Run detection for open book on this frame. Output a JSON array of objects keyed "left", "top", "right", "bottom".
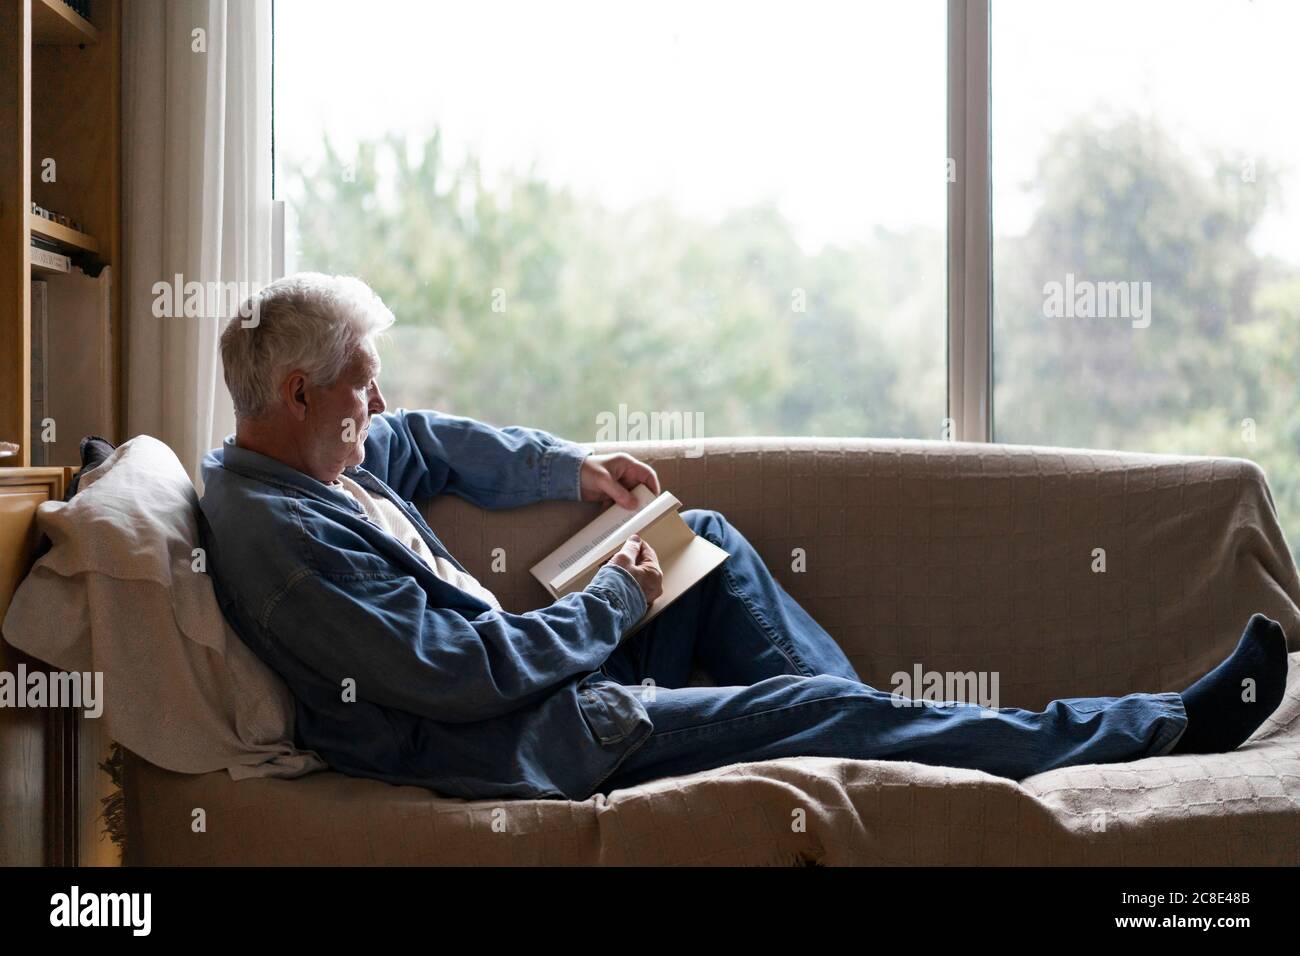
[{"left": 530, "top": 483, "right": 730, "bottom": 635}]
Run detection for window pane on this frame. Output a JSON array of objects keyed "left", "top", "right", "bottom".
[
  {"left": 273, "top": 0, "right": 946, "bottom": 442},
  {"left": 992, "top": 0, "right": 1300, "bottom": 555}
]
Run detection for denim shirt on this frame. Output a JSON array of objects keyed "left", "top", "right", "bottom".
[{"left": 198, "top": 408, "right": 653, "bottom": 801}]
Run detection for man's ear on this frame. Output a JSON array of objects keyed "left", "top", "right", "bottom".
[{"left": 282, "top": 370, "right": 310, "bottom": 421}]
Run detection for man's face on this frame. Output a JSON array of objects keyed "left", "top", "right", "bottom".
[{"left": 306, "top": 342, "right": 386, "bottom": 479}]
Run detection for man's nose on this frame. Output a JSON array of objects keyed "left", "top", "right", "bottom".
[{"left": 369, "top": 383, "right": 386, "bottom": 416}]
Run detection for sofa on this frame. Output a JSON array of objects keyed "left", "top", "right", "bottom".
[{"left": 122, "top": 436, "right": 1300, "bottom": 865}]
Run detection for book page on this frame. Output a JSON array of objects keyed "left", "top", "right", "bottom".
[
  {"left": 543, "top": 508, "right": 729, "bottom": 631},
  {"left": 623, "top": 515, "right": 730, "bottom": 637},
  {"left": 528, "top": 487, "right": 731, "bottom": 634},
  {"left": 531, "top": 484, "right": 680, "bottom": 594},
  {"left": 550, "top": 508, "right": 688, "bottom": 595}
]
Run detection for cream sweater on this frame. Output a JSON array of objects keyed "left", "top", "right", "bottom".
[{"left": 331, "top": 472, "right": 503, "bottom": 611}]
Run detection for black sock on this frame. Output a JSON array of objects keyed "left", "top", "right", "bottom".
[{"left": 1171, "top": 613, "right": 1289, "bottom": 755}]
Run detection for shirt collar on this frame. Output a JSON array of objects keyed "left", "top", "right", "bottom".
[{"left": 209, "top": 433, "right": 366, "bottom": 505}]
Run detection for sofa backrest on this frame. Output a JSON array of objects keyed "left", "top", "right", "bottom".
[{"left": 421, "top": 437, "right": 1300, "bottom": 708}]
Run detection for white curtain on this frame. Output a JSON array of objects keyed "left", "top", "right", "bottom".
[{"left": 122, "top": 0, "right": 274, "bottom": 490}]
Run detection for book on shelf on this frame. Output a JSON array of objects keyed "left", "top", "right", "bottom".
[
  {"left": 41, "top": 265, "right": 114, "bottom": 467},
  {"left": 30, "top": 243, "right": 70, "bottom": 274},
  {"left": 30, "top": 281, "right": 48, "bottom": 466},
  {"left": 530, "top": 483, "right": 730, "bottom": 636},
  {"left": 30, "top": 235, "right": 64, "bottom": 254}
]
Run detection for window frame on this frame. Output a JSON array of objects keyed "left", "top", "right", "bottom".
[{"left": 947, "top": 0, "right": 992, "bottom": 443}]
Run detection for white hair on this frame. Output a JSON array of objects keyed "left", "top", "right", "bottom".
[{"left": 220, "top": 272, "right": 395, "bottom": 420}]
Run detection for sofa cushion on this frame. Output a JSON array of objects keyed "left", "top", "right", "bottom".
[{"left": 121, "top": 652, "right": 1300, "bottom": 866}]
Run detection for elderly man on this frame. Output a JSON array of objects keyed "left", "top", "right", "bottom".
[{"left": 200, "top": 272, "right": 1289, "bottom": 801}]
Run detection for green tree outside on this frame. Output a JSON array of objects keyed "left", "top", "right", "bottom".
[{"left": 284, "top": 117, "right": 1300, "bottom": 556}]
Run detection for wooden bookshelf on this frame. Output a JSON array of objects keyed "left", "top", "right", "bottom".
[
  {"left": 0, "top": 1, "right": 123, "bottom": 870},
  {"left": 0, "top": 0, "right": 120, "bottom": 470},
  {"left": 31, "top": 0, "right": 100, "bottom": 46}
]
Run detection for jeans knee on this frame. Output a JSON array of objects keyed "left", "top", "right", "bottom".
[
  {"left": 681, "top": 508, "right": 729, "bottom": 544},
  {"left": 804, "top": 673, "right": 866, "bottom": 697},
  {"left": 756, "top": 673, "right": 870, "bottom": 710}
]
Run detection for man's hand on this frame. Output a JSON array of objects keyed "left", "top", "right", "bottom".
[
  {"left": 580, "top": 452, "right": 661, "bottom": 510},
  {"left": 606, "top": 534, "right": 664, "bottom": 607}
]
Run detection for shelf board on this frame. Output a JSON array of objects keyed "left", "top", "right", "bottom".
[
  {"left": 32, "top": 0, "right": 99, "bottom": 46},
  {"left": 29, "top": 214, "right": 99, "bottom": 254}
]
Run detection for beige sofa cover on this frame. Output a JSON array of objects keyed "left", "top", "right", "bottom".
[{"left": 123, "top": 438, "right": 1300, "bottom": 865}]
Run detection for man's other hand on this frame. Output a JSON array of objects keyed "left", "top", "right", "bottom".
[
  {"left": 606, "top": 534, "right": 664, "bottom": 607},
  {"left": 580, "top": 452, "right": 661, "bottom": 510}
]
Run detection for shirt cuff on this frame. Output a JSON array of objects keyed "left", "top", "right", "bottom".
[
  {"left": 539, "top": 437, "right": 591, "bottom": 501},
  {"left": 585, "top": 563, "right": 649, "bottom": 627}
]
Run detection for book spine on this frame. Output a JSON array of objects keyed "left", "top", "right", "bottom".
[{"left": 31, "top": 245, "right": 71, "bottom": 273}]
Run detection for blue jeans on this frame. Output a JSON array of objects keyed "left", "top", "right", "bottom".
[{"left": 595, "top": 509, "right": 1188, "bottom": 794}]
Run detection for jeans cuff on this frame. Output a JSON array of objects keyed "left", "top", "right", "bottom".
[{"left": 1150, "top": 691, "right": 1189, "bottom": 757}]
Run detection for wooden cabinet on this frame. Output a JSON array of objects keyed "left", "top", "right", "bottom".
[
  {"left": 0, "top": 468, "right": 66, "bottom": 865},
  {"left": 0, "top": 466, "right": 119, "bottom": 866}
]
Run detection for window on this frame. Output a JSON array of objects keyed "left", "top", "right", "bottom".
[
  {"left": 273, "top": 0, "right": 947, "bottom": 443},
  {"left": 992, "top": 0, "right": 1300, "bottom": 552},
  {"left": 274, "top": 0, "right": 1300, "bottom": 555}
]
